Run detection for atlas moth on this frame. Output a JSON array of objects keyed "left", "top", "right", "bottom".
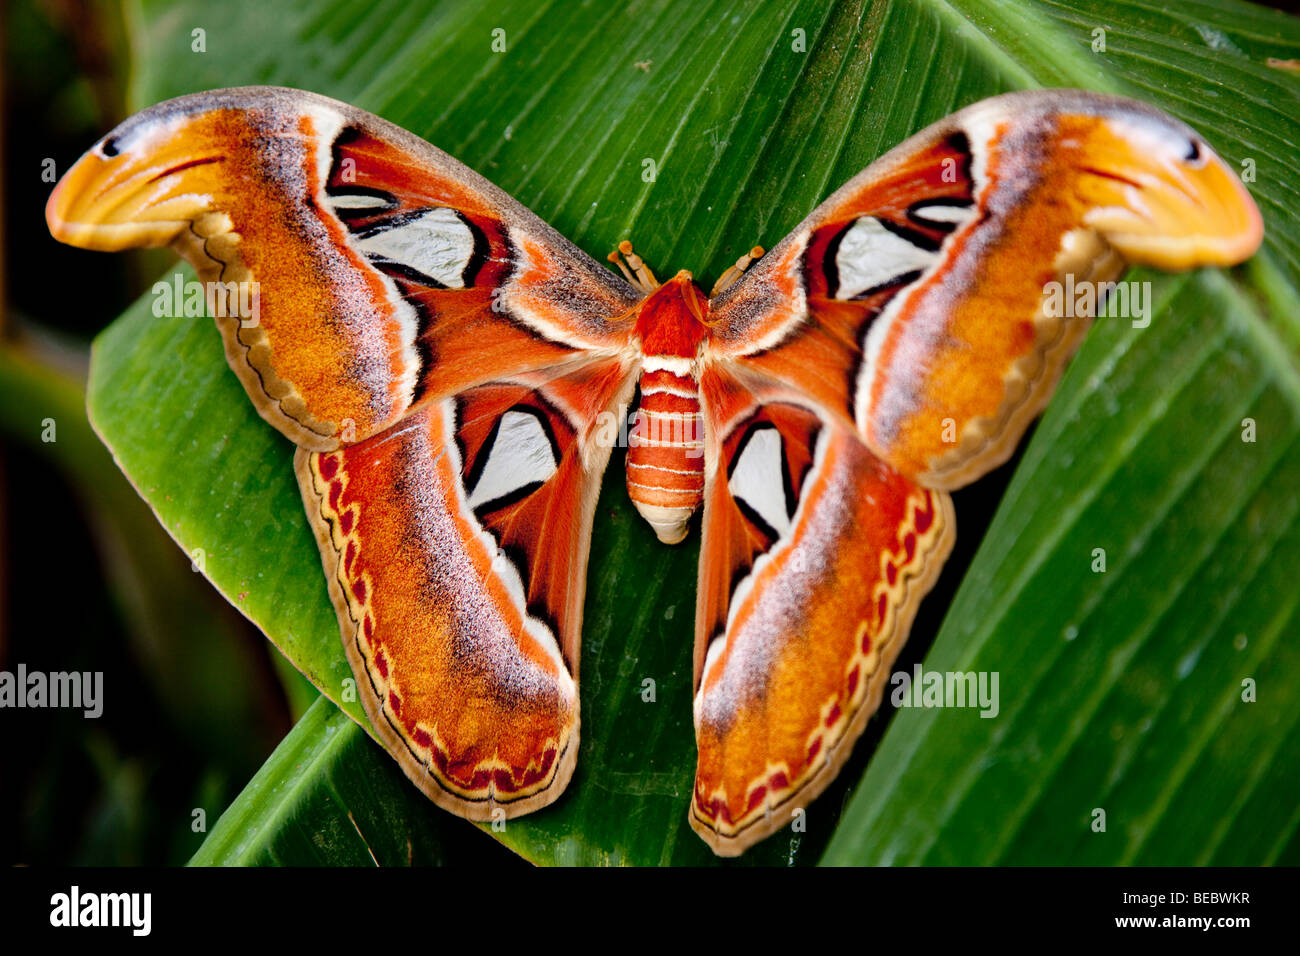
[{"left": 46, "top": 86, "right": 1262, "bottom": 856}]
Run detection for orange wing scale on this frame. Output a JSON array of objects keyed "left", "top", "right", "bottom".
[
  {"left": 329, "top": 125, "right": 638, "bottom": 409},
  {"left": 707, "top": 133, "right": 975, "bottom": 427},
  {"left": 690, "top": 370, "right": 955, "bottom": 854},
  {"left": 47, "top": 103, "right": 418, "bottom": 448},
  {"left": 692, "top": 435, "right": 953, "bottom": 853},
  {"left": 297, "top": 356, "right": 632, "bottom": 816},
  {"left": 689, "top": 90, "right": 1261, "bottom": 855},
  {"left": 299, "top": 404, "right": 578, "bottom": 814},
  {"left": 45, "top": 89, "right": 638, "bottom": 451},
  {"left": 47, "top": 87, "right": 642, "bottom": 822},
  {"left": 710, "top": 91, "right": 1263, "bottom": 490}
]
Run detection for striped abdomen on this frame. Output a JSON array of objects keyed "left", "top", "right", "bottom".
[{"left": 627, "top": 368, "right": 705, "bottom": 543}]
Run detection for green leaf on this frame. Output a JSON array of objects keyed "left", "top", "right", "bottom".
[
  {"left": 190, "top": 695, "right": 515, "bottom": 865},
  {"left": 82, "top": 0, "right": 1300, "bottom": 865}
]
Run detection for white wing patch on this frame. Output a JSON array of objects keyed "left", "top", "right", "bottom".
[
  {"left": 699, "top": 635, "right": 727, "bottom": 691},
  {"left": 909, "top": 201, "right": 975, "bottom": 227},
  {"left": 467, "top": 410, "right": 558, "bottom": 511},
  {"left": 728, "top": 426, "right": 791, "bottom": 537},
  {"left": 327, "top": 192, "right": 396, "bottom": 214},
  {"left": 355, "top": 207, "right": 476, "bottom": 288},
  {"left": 835, "top": 217, "right": 935, "bottom": 300}
]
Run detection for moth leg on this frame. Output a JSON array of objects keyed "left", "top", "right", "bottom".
[
  {"left": 607, "top": 240, "right": 660, "bottom": 294},
  {"left": 710, "top": 245, "right": 765, "bottom": 297}
]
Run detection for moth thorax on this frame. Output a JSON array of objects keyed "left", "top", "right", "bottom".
[{"left": 626, "top": 369, "right": 705, "bottom": 544}]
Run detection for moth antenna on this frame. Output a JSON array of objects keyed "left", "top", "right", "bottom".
[
  {"left": 609, "top": 239, "right": 660, "bottom": 294},
  {"left": 607, "top": 249, "right": 638, "bottom": 286},
  {"left": 710, "top": 245, "right": 765, "bottom": 297}
]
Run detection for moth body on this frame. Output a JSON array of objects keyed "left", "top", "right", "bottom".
[{"left": 627, "top": 271, "right": 710, "bottom": 544}]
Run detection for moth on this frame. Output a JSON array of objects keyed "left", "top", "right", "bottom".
[{"left": 47, "top": 86, "right": 1261, "bottom": 856}]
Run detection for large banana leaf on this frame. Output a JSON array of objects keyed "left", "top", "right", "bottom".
[{"left": 81, "top": 0, "right": 1299, "bottom": 865}]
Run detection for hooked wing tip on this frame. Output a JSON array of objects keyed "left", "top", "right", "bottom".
[{"left": 1076, "top": 119, "right": 1263, "bottom": 270}]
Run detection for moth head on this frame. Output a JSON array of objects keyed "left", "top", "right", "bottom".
[
  {"left": 635, "top": 270, "right": 710, "bottom": 336},
  {"left": 659, "top": 270, "right": 709, "bottom": 318},
  {"left": 1067, "top": 110, "right": 1263, "bottom": 270}
]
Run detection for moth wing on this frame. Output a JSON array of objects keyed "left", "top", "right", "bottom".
[
  {"left": 690, "top": 366, "right": 954, "bottom": 854},
  {"left": 299, "top": 357, "right": 636, "bottom": 817},
  {"left": 47, "top": 86, "right": 640, "bottom": 450},
  {"left": 47, "top": 86, "right": 646, "bottom": 817},
  {"left": 707, "top": 89, "right": 1262, "bottom": 489}
]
